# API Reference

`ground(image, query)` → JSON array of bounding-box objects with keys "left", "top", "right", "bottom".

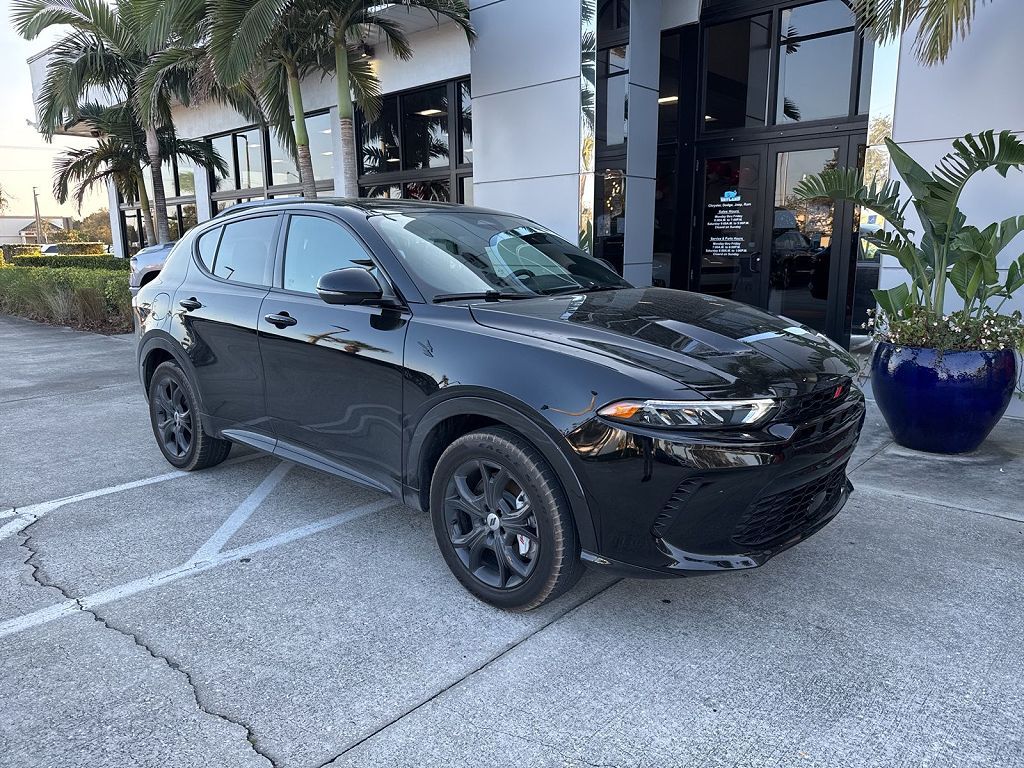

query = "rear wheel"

[
  {"left": 148, "top": 361, "right": 231, "bottom": 471},
  {"left": 430, "top": 427, "right": 583, "bottom": 611}
]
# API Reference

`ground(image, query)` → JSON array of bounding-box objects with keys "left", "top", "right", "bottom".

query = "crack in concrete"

[{"left": 16, "top": 527, "right": 277, "bottom": 768}]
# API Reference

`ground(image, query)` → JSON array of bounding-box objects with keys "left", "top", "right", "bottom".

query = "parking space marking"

[
  {"left": 2, "top": 492, "right": 395, "bottom": 640},
  {"left": 0, "top": 452, "right": 266, "bottom": 541},
  {"left": 191, "top": 460, "right": 293, "bottom": 563}
]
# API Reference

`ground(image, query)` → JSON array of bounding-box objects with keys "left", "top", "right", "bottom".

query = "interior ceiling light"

[
  {"left": 658, "top": 96, "right": 679, "bottom": 104},
  {"left": 416, "top": 108, "right": 444, "bottom": 116},
  {"left": 386, "top": 157, "right": 401, "bottom": 162}
]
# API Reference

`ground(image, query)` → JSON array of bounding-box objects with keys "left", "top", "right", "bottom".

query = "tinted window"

[
  {"left": 283, "top": 216, "right": 369, "bottom": 294},
  {"left": 196, "top": 227, "right": 221, "bottom": 270},
  {"left": 704, "top": 15, "right": 771, "bottom": 130},
  {"left": 213, "top": 217, "right": 277, "bottom": 284},
  {"left": 402, "top": 85, "right": 449, "bottom": 170}
]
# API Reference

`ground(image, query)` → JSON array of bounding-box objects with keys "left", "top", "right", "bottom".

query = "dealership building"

[{"left": 28, "top": 0, "right": 1024, "bottom": 350}]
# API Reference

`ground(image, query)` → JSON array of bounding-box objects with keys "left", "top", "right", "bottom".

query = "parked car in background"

[
  {"left": 130, "top": 242, "right": 176, "bottom": 296},
  {"left": 134, "top": 199, "right": 864, "bottom": 611},
  {"left": 39, "top": 244, "right": 60, "bottom": 255}
]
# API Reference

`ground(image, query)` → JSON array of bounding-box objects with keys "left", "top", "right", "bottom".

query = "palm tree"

[
  {"left": 13, "top": 0, "right": 176, "bottom": 242},
  {"left": 52, "top": 103, "right": 227, "bottom": 244},
  {"left": 209, "top": 0, "right": 474, "bottom": 198},
  {"left": 0, "top": 184, "right": 10, "bottom": 214},
  {"left": 850, "top": 0, "right": 996, "bottom": 66}
]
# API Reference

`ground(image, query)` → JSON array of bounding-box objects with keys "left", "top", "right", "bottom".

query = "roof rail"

[{"left": 212, "top": 199, "right": 293, "bottom": 218}]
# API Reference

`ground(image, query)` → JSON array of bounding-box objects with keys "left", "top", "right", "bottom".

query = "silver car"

[{"left": 129, "top": 242, "right": 175, "bottom": 296}]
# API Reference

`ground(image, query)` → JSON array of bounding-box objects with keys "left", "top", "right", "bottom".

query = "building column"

[
  {"left": 194, "top": 166, "right": 214, "bottom": 223},
  {"left": 621, "top": 0, "right": 662, "bottom": 287},
  {"left": 106, "top": 181, "right": 126, "bottom": 259},
  {"left": 469, "top": 0, "right": 592, "bottom": 246}
]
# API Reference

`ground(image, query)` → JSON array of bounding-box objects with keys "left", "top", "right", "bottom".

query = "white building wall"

[
  {"left": 883, "top": 0, "right": 1024, "bottom": 417},
  {"left": 469, "top": 0, "right": 585, "bottom": 242},
  {"left": 883, "top": 1, "right": 1024, "bottom": 318}
]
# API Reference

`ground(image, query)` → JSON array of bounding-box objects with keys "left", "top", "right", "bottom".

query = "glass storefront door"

[{"left": 693, "top": 135, "right": 861, "bottom": 343}]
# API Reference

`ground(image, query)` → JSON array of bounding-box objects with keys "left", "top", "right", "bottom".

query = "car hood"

[{"left": 469, "top": 288, "right": 859, "bottom": 399}]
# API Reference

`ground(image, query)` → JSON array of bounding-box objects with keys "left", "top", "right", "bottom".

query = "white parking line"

[
  {"left": 0, "top": 497, "right": 396, "bottom": 640},
  {"left": 0, "top": 452, "right": 266, "bottom": 542}
]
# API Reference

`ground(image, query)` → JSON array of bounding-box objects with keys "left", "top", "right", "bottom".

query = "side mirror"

[{"left": 316, "top": 267, "right": 384, "bottom": 305}]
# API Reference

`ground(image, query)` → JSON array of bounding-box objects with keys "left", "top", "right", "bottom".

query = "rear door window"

[
  {"left": 196, "top": 227, "right": 221, "bottom": 270},
  {"left": 212, "top": 216, "right": 278, "bottom": 285}
]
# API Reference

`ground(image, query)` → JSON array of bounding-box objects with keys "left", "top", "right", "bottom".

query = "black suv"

[{"left": 134, "top": 199, "right": 864, "bottom": 610}]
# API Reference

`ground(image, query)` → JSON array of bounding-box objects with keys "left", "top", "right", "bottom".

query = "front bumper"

[{"left": 565, "top": 389, "right": 865, "bottom": 577}]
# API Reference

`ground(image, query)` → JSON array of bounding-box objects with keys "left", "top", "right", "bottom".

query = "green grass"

[{"left": 0, "top": 266, "right": 132, "bottom": 333}]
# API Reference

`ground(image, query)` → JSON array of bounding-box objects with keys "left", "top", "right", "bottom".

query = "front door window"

[{"left": 767, "top": 146, "right": 839, "bottom": 332}]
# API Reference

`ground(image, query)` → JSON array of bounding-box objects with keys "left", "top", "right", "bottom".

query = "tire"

[
  {"left": 429, "top": 427, "right": 583, "bottom": 611},
  {"left": 147, "top": 361, "right": 231, "bottom": 471}
]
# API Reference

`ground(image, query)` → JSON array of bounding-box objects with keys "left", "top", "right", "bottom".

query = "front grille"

[
  {"left": 731, "top": 463, "right": 849, "bottom": 549},
  {"left": 780, "top": 378, "right": 852, "bottom": 423}
]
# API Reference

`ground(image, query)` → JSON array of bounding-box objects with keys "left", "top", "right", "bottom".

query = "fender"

[
  {"left": 137, "top": 331, "right": 220, "bottom": 438},
  {"left": 404, "top": 393, "right": 598, "bottom": 552}
]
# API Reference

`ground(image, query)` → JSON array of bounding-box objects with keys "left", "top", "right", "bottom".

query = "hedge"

[
  {"left": 1, "top": 244, "right": 41, "bottom": 261},
  {"left": 9, "top": 254, "right": 129, "bottom": 270},
  {"left": 0, "top": 266, "right": 131, "bottom": 332},
  {"left": 54, "top": 241, "right": 107, "bottom": 255}
]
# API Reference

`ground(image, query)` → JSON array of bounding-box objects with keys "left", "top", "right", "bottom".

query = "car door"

[
  {"left": 175, "top": 214, "right": 280, "bottom": 444},
  {"left": 257, "top": 212, "right": 409, "bottom": 492}
]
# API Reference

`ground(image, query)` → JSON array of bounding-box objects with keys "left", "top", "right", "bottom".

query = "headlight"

[{"left": 597, "top": 398, "right": 776, "bottom": 429}]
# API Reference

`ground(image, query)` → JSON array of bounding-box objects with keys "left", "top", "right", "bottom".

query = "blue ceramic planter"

[{"left": 871, "top": 342, "right": 1017, "bottom": 454}]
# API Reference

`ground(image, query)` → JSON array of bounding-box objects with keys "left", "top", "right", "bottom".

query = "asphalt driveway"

[{"left": 1, "top": 315, "right": 1021, "bottom": 768}]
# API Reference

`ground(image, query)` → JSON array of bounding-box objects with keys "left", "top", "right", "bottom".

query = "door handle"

[
  {"left": 179, "top": 297, "right": 203, "bottom": 311},
  {"left": 264, "top": 312, "right": 297, "bottom": 328}
]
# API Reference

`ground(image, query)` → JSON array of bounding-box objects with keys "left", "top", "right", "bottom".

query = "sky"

[{"left": 0, "top": 0, "right": 107, "bottom": 219}]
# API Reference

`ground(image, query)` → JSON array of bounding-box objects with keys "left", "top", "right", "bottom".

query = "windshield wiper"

[
  {"left": 432, "top": 291, "right": 535, "bottom": 304},
  {"left": 544, "top": 284, "right": 624, "bottom": 296}
]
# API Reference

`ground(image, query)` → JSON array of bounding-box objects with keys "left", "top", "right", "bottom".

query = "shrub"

[
  {"left": 0, "top": 244, "right": 42, "bottom": 260},
  {"left": 0, "top": 266, "right": 131, "bottom": 332},
  {"left": 54, "top": 241, "right": 106, "bottom": 255},
  {"left": 10, "top": 254, "right": 129, "bottom": 270}
]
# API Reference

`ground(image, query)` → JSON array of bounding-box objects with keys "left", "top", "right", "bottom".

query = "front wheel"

[
  {"left": 429, "top": 428, "right": 583, "bottom": 611},
  {"left": 148, "top": 361, "right": 231, "bottom": 471}
]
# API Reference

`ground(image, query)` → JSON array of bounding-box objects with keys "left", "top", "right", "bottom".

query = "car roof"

[{"left": 212, "top": 197, "right": 509, "bottom": 219}]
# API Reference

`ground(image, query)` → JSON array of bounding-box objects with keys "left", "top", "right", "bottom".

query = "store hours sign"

[{"left": 704, "top": 189, "right": 755, "bottom": 260}]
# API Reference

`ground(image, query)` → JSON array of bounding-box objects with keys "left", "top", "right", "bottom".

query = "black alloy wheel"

[
  {"left": 430, "top": 428, "right": 583, "bottom": 611},
  {"left": 444, "top": 458, "right": 540, "bottom": 589},
  {"left": 147, "top": 361, "right": 232, "bottom": 471}
]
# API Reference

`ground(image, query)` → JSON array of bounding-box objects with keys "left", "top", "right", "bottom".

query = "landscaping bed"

[{"left": 0, "top": 265, "right": 132, "bottom": 334}]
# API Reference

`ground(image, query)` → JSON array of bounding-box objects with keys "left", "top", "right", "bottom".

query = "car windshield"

[{"left": 369, "top": 210, "right": 630, "bottom": 300}]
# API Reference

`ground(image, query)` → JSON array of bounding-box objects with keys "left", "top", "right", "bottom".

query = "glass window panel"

[
  {"left": 197, "top": 227, "right": 221, "bottom": 270},
  {"left": 234, "top": 129, "right": 264, "bottom": 189},
  {"left": 767, "top": 147, "right": 839, "bottom": 332},
  {"left": 181, "top": 204, "right": 198, "bottom": 234},
  {"left": 210, "top": 135, "right": 235, "bottom": 191},
  {"left": 460, "top": 176, "right": 474, "bottom": 205},
  {"left": 404, "top": 179, "right": 450, "bottom": 201},
  {"left": 597, "top": 45, "right": 629, "bottom": 150},
  {"left": 402, "top": 85, "right": 449, "bottom": 170},
  {"left": 857, "top": 37, "right": 874, "bottom": 115},
  {"left": 653, "top": 155, "right": 676, "bottom": 287},
  {"left": 307, "top": 112, "right": 335, "bottom": 181},
  {"left": 458, "top": 81, "right": 472, "bottom": 164},
  {"left": 177, "top": 156, "right": 197, "bottom": 196},
  {"left": 269, "top": 129, "right": 299, "bottom": 186},
  {"left": 122, "top": 210, "right": 143, "bottom": 255},
  {"left": 283, "top": 216, "right": 370, "bottom": 294},
  {"left": 212, "top": 216, "right": 277, "bottom": 284},
  {"left": 360, "top": 97, "right": 400, "bottom": 174},
  {"left": 167, "top": 207, "right": 181, "bottom": 240},
  {"left": 703, "top": 15, "right": 771, "bottom": 130},
  {"left": 781, "top": 0, "right": 854, "bottom": 38},
  {"left": 594, "top": 168, "right": 626, "bottom": 274},
  {"left": 698, "top": 153, "right": 762, "bottom": 306},
  {"left": 598, "top": 0, "right": 615, "bottom": 31},
  {"left": 776, "top": 31, "right": 855, "bottom": 123},
  {"left": 161, "top": 161, "right": 177, "bottom": 198},
  {"left": 658, "top": 33, "right": 681, "bottom": 144},
  {"left": 360, "top": 184, "right": 402, "bottom": 199}
]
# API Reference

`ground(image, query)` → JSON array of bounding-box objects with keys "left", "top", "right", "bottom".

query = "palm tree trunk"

[
  {"left": 136, "top": 172, "right": 156, "bottom": 246},
  {"left": 145, "top": 126, "right": 171, "bottom": 243},
  {"left": 287, "top": 66, "right": 317, "bottom": 200},
  {"left": 334, "top": 42, "right": 359, "bottom": 198}
]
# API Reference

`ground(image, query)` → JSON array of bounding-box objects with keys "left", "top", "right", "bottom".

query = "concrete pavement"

[{"left": 1, "top": 315, "right": 1021, "bottom": 768}]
